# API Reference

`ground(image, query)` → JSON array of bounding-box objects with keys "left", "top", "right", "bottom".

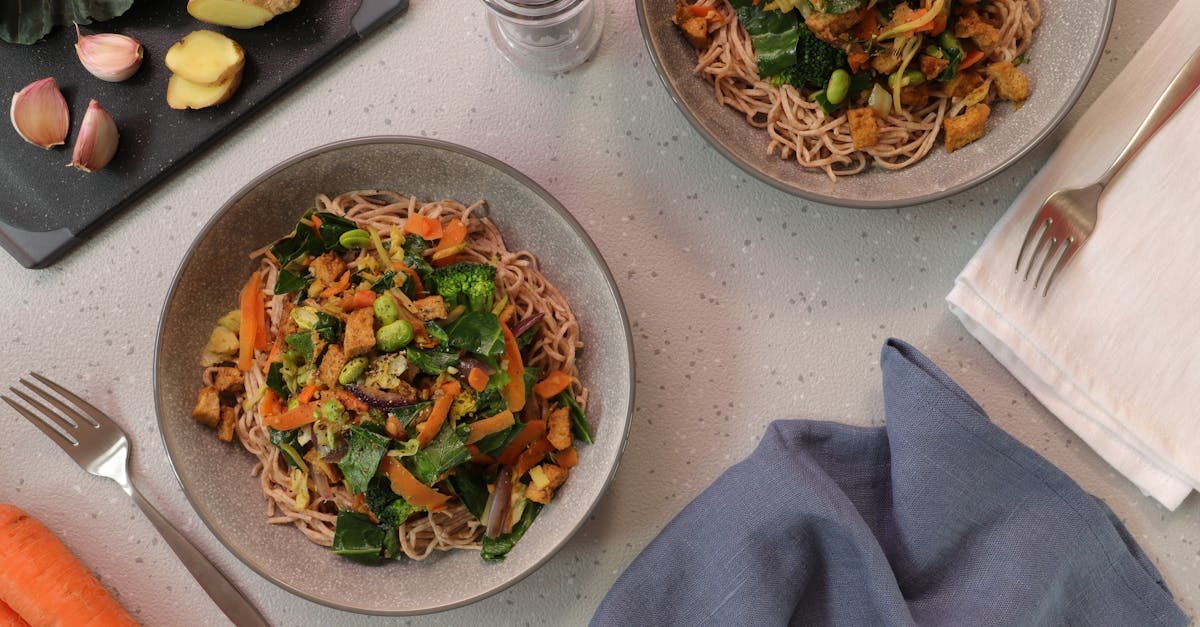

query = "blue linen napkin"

[{"left": 592, "top": 340, "right": 1186, "bottom": 626}]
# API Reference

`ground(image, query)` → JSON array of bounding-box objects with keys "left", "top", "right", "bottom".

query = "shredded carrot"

[
  {"left": 0, "top": 600, "right": 27, "bottom": 626},
  {"left": 417, "top": 382, "right": 461, "bottom": 448},
  {"left": 259, "top": 388, "right": 283, "bottom": 417},
  {"left": 848, "top": 51, "right": 870, "bottom": 73},
  {"left": 497, "top": 419, "right": 546, "bottom": 465},
  {"left": 403, "top": 214, "right": 444, "bottom": 241},
  {"left": 0, "top": 505, "right": 137, "bottom": 626},
  {"left": 432, "top": 219, "right": 468, "bottom": 266},
  {"left": 533, "top": 370, "right": 572, "bottom": 399},
  {"left": 959, "top": 49, "right": 986, "bottom": 70},
  {"left": 296, "top": 384, "right": 319, "bottom": 404},
  {"left": 556, "top": 447, "right": 579, "bottom": 469},
  {"left": 237, "top": 272, "right": 262, "bottom": 372},
  {"left": 264, "top": 402, "right": 317, "bottom": 430},
  {"left": 343, "top": 289, "right": 377, "bottom": 311},
  {"left": 467, "top": 368, "right": 489, "bottom": 392},
  {"left": 320, "top": 271, "right": 351, "bottom": 298},
  {"left": 380, "top": 458, "right": 449, "bottom": 510},
  {"left": 853, "top": 9, "right": 879, "bottom": 39},
  {"left": 500, "top": 322, "right": 526, "bottom": 412},
  {"left": 929, "top": 12, "right": 948, "bottom": 36},
  {"left": 514, "top": 438, "right": 553, "bottom": 478},
  {"left": 467, "top": 410, "right": 515, "bottom": 444},
  {"left": 310, "top": 214, "right": 323, "bottom": 237},
  {"left": 333, "top": 389, "right": 368, "bottom": 413},
  {"left": 467, "top": 445, "right": 496, "bottom": 465}
]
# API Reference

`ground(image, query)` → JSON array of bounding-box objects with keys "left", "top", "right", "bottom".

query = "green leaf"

[
  {"left": 313, "top": 312, "right": 343, "bottom": 343},
  {"left": 728, "top": 0, "right": 802, "bottom": 77},
  {"left": 448, "top": 467, "right": 490, "bottom": 520},
  {"left": 315, "top": 213, "right": 358, "bottom": 250},
  {"left": 408, "top": 425, "right": 471, "bottom": 485},
  {"left": 817, "top": 0, "right": 865, "bottom": 14},
  {"left": 447, "top": 312, "right": 505, "bottom": 357},
  {"left": 937, "top": 45, "right": 964, "bottom": 82},
  {"left": 1, "top": 0, "right": 134, "bottom": 45},
  {"left": 516, "top": 323, "right": 540, "bottom": 351},
  {"left": 370, "top": 271, "right": 397, "bottom": 293},
  {"left": 481, "top": 502, "right": 543, "bottom": 561},
  {"left": 424, "top": 320, "right": 449, "bottom": 345},
  {"left": 558, "top": 390, "right": 593, "bottom": 445},
  {"left": 332, "top": 511, "right": 385, "bottom": 565},
  {"left": 337, "top": 426, "right": 391, "bottom": 494},
  {"left": 274, "top": 270, "right": 310, "bottom": 295},
  {"left": 405, "top": 347, "right": 459, "bottom": 375},
  {"left": 390, "top": 402, "right": 431, "bottom": 429},
  {"left": 474, "top": 422, "right": 525, "bottom": 457},
  {"left": 268, "top": 428, "right": 306, "bottom": 469},
  {"left": 286, "top": 332, "right": 316, "bottom": 364},
  {"left": 266, "top": 362, "right": 290, "bottom": 400}
]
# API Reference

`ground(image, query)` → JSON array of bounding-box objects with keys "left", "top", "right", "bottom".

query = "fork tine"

[
  {"left": 1033, "top": 238, "right": 1062, "bottom": 289},
  {"left": 19, "top": 378, "right": 97, "bottom": 430},
  {"left": 9, "top": 387, "right": 79, "bottom": 434},
  {"left": 1023, "top": 226, "right": 1053, "bottom": 282},
  {"left": 2, "top": 395, "right": 78, "bottom": 448},
  {"left": 29, "top": 372, "right": 105, "bottom": 428},
  {"left": 1016, "top": 215, "right": 1050, "bottom": 273},
  {"left": 1041, "top": 238, "right": 1079, "bottom": 297}
]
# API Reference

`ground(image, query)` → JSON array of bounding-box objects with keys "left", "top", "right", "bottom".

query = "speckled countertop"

[{"left": 0, "top": 1, "right": 1195, "bottom": 625}]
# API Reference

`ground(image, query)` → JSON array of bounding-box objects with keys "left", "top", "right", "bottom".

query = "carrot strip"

[
  {"left": 432, "top": 219, "right": 468, "bottom": 267},
  {"left": 264, "top": 402, "right": 317, "bottom": 430},
  {"left": 320, "top": 271, "right": 351, "bottom": 298},
  {"left": 467, "top": 445, "right": 496, "bottom": 465},
  {"left": 0, "top": 505, "right": 136, "bottom": 626},
  {"left": 394, "top": 263, "right": 426, "bottom": 295},
  {"left": 533, "top": 370, "right": 571, "bottom": 399},
  {"left": 259, "top": 388, "right": 283, "bottom": 417},
  {"left": 500, "top": 322, "right": 526, "bottom": 412},
  {"left": 253, "top": 282, "right": 268, "bottom": 350},
  {"left": 848, "top": 51, "right": 870, "bottom": 73},
  {"left": 380, "top": 458, "right": 449, "bottom": 510},
  {"left": 0, "top": 600, "right": 28, "bottom": 627},
  {"left": 403, "top": 214, "right": 444, "bottom": 241},
  {"left": 929, "top": 12, "right": 948, "bottom": 36},
  {"left": 959, "top": 49, "right": 986, "bottom": 70},
  {"left": 344, "top": 289, "right": 377, "bottom": 311},
  {"left": 467, "top": 410, "right": 515, "bottom": 444},
  {"left": 514, "top": 438, "right": 553, "bottom": 478},
  {"left": 310, "top": 214, "right": 324, "bottom": 237},
  {"left": 237, "top": 272, "right": 262, "bottom": 372},
  {"left": 333, "top": 389, "right": 369, "bottom": 413},
  {"left": 467, "top": 368, "right": 489, "bottom": 392},
  {"left": 555, "top": 446, "right": 579, "bottom": 469},
  {"left": 497, "top": 419, "right": 546, "bottom": 465},
  {"left": 417, "top": 382, "right": 461, "bottom": 448},
  {"left": 296, "top": 384, "right": 319, "bottom": 404}
]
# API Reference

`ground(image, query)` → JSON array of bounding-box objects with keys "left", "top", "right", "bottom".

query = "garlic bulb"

[
  {"left": 75, "top": 25, "right": 143, "bottom": 82},
  {"left": 69, "top": 100, "right": 119, "bottom": 173},
  {"left": 10, "top": 77, "right": 70, "bottom": 149}
]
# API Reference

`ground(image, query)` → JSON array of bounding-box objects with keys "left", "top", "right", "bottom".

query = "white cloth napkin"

[{"left": 947, "top": 0, "right": 1200, "bottom": 510}]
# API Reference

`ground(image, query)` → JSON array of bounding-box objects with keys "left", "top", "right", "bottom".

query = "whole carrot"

[
  {"left": 0, "top": 504, "right": 136, "bottom": 627},
  {"left": 0, "top": 600, "right": 28, "bottom": 627}
]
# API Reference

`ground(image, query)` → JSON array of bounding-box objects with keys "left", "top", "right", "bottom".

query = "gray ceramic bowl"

[
  {"left": 637, "top": 0, "right": 1114, "bottom": 207},
  {"left": 154, "top": 137, "right": 634, "bottom": 615}
]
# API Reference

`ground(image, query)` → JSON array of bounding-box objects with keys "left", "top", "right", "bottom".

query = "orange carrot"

[
  {"left": 344, "top": 289, "right": 377, "bottom": 311},
  {"left": 417, "top": 382, "right": 461, "bottom": 448},
  {"left": 253, "top": 284, "right": 268, "bottom": 350},
  {"left": 320, "top": 271, "right": 351, "bottom": 298},
  {"left": 380, "top": 458, "right": 449, "bottom": 510},
  {"left": 296, "top": 384, "right": 319, "bottom": 404},
  {"left": 848, "top": 51, "right": 870, "bottom": 73},
  {"left": 467, "top": 410, "right": 515, "bottom": 444},
  {"left": 237, "top": 272, "right": 262, "bottom": 372},
  {"left": 929, "top": 12, "right": 948, "bottom": 36},
  {"left": 959, "top": 49, "right": 986, "bottom": 70},
  {"left": 533, "top": 370, "right": 571, "bottom": 399},
  {"left": 500, "top": 322, "right": 526, "bottom": 412},
  {"left": 0, "top": 600, "right": 28, "bottom": 627},
  {"left": 497, "top": 419, "right": 546, "bottom": 465},
  {"left": 432, "top": 219, "right": 468, "bottom": 267},
  {"left": 264, "top": 402, "right": 317, "bottom": 430},
  {"left": 514, "top": 438, "right": 553, "bottom": 478},
  {"left": 259, "top": 388, "right": 283, "bottom": 417},
  {"left": 853, "top": 9, "right": 878, "bottom": 39},
  {"left": 403, "top": 214, "right": 443, "bottom": 241},
  {"left": 394, "top": 263, "right": 426, "bottom": 295},
  {"left": 310, "top": 214, "right": 324, "bottom": 237},
  {"left": 467, "top": 368, "right": 489, "bottom": 392},
  {"left": 0, "top": 505, "right": 136, "bottom": 626},
  {"left": 333, "top": 389, "right": 369, "bottom": 413},
  {"left": 555, "top": 447, "right": 579, "bottom": 469},
  {"left": 907, "top": 8, "right": 934, "bottom": 31},
  {"left": 467, "top": 445, "right": 496, "bottom": 465}
]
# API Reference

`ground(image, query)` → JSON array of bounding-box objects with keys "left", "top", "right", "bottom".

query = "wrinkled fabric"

[{"left": 593, "top": 340, "right": 1186, "bottom": 627}]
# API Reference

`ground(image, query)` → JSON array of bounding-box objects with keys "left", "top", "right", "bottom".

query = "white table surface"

[{"left": 1, "top": 1, "right": 1196, "bottom": 624}]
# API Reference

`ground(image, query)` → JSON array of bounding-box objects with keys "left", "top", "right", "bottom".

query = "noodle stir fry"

[{"left": 191, "top": 191, "right": 591, "bottom": 563}]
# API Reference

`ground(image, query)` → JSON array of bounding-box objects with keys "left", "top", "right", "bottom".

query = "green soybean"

[
  {"left": 825, "top": 70, "right": 851, "bottom": 105},
  {"left": 339, "top": 229, "right": 371, "bottom": 249},
  {"left": 887, "top": 70, "right": 927, "bottom": 89},
  {"left": 939, "top": 32, "right": 961, "bottom": 52},
  {"left": 338, "top": 357, "right": 369, "bottom": 385},
  {"left": 376, "top": 320, "right": 414, "bottom": 353},
  {"left": 373, "top": 293, "right": 399, "bottom": 326}
]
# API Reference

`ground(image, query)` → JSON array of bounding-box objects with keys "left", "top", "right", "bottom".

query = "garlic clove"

[
  {"left": 10, "top": 77, "right": 70, "bottom": 149},
  {"left": 69, "top": 100, "right": 119, "bottom": 173},
  {"left": 75, "top": 25, "right": 143, "bottom": 83}
]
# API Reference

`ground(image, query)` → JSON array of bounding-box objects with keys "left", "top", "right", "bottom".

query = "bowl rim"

[
  {"left": 634, "top": 0, "right": 1116, "bottom": 208},
  {"left": 152, "top": 135, "right": 636, "bottom": 616}
]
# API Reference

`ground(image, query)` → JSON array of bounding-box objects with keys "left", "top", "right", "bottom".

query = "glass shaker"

[{"left": 480, "top": 0, "right": 605, "bottom": 73}]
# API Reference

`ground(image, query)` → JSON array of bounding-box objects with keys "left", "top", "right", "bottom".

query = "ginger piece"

[
  {"left": 187, "top": 0, "right": 300, "bottom": 29},
  {"left": 167, "top": 72, "right": 242, "bottom": 110},
  {"left": 165, "top": 30, "right": 244, "bottom": 86}
]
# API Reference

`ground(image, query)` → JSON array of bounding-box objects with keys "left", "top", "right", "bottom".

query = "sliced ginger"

[
  {"left": 165, "top": 30, "right": 245, "bottom": 86},
  {"left": 167, "top": 73, "right": 242, "bottom": 110},
  {"left": 187, "top": 0, "right": 300, "bottom": 29}
]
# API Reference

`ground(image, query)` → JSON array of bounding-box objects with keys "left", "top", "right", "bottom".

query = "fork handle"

[
  {"left": 128, "top": 484, "right": 270, "bottom": 627},
  {"left": 1100, "top": 46, "right": 1200, "bottom": 186}
]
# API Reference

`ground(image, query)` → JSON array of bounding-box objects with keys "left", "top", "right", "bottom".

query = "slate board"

[{"left": 0, "top": 0, "right": 408, "bottom": 268}]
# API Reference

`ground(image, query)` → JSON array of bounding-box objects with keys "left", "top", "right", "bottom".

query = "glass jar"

[{"left": 480, "top": 0, "right": 605, "bottom": 73}]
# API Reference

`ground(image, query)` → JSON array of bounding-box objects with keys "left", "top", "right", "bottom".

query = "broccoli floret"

[
  {"left": 365, "top": 476, "right": 422, "bottom": 527},
  {"left": 450, "top": 389, "right": 478, "bottom": 421},
  {"left": 781, "top": 23, "right": 847, "bottom": 89},
  {"left": 430, "top": 263, "right": 497, "bottom": 313}
]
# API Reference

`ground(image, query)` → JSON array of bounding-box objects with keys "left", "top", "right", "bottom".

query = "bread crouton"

[
  {"left": 212, "top": 366, "right": 244, "bottom": 395},
  {"left": 547, "top": 406, "right": 572, "bottom": 450},
  {"left": 412, "top": 295, "right": 448, "bottom": 321},
  {"left": 278, "top": 300, "right": 299, "bottom": 341},
  {"left": 872, "top": 50, "right": 903, "bottom": 75},
  {"left": 954, "top": 12, "right": 1000, "bottom": 51},
  {"left": 309, "top": 252, "right": 347, "bottom": 285},
  {"left": 847, "top": 108, "right": 879, "bottom": 149},
  {"left": 217, "top": 406, "right": 237, "bottom": 442},
  {"left": 986, "top": 61, "right": 1030, "bottom": 102},
  {"left": 343, "top": 307, "right": 376, "bottom": 358},
  {"left": 943, "top": 104, "right": 991, "bottom": 153},
  {"left": 945, "top": 71, "right": 985, "bottom": 99},
  {"left": 525, "top": 464, "right": 570, "bottom": 505},
  {"left": 899, "top": 84, "right": 930, "bottom": 108},
  {"left": 318, "top": 344, "right": 347, "bottom": 389},
  {"left": 806, "top": 9, "right": 863, "bottom": 45},
  {"left": 192, "top": 386, "right": 221, "bottom": 429},
  {"left": 920, "top": 55, "right": 950, "bottom": 80},
  {"left": 672, "top": 2, "right": 711, "bottom": 50}
]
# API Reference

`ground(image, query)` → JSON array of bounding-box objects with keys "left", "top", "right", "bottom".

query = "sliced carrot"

[
  {"left": 686, "top": 4, "right": 711, "bottom": 17},
  {"left": 394, "top": 263, "right": 426, "bottom": 295},
  {"left": 320, "top": 271, "right": 351, "bottom": 298},
  {"left": 959, "top": 49, "right": 986, "bottom": 70},
  {"left": 848, "top": 51, "right": 870, "bottom": 73},
  {"left": 344, "top": 289, "right": 377, "bottom": 311},
  {"left": 514, "top": 438, "right": 553, "bottom": 478},
  {"left": 0, "top": 600, "right": 28, "bottom": 626},
  {"left": 296, "top": 384, "right": 319, "bottom": 404},
  {"left": 403, "top": 214, "right": 444, "bottom": 241},
  {"left": 380, "top": 458, "right": 450, "bottom": 510},
  {"left": 500, "top": 322, "right": 526, "bottom": 412},
  {"left": 497, "top": 419, "right": 546, "bottom": 465},
  {"left": 467, "top": 410, "right": 515, "bottom": 444},
  {"left": 555, "top": 446, "right": 579, "bottom": 469},
  {"left": 853, "top": 9, "right": 878, "bottom": 39},
  {"left": 264, "top": 402, "right": 317, "bottom": 430},
  {"left": 467, "top": 445, "right": 496, "bottom": 465},
  {"left": 333, "top": 388, "right": 369, "bottom": 413},
  {"left": 0, "top": 505, "right": 137, "bottom": 626},
  {"left": 237, "top": 271, "right": 262, "bottom": 372},
  {"left": 467, "top": 368, "right": 489, "bottom": 392},
  {"left": 432, "top": 219, "right": 468, "bottom": 267},
  {"left": 259, "top": 388, "right": 283, "bottom": 417},
  {"left": 533, "top": 370, "right": 572, "bottom": 399},
  {"left": 929, "top": 12, "right": 948, "bottom": 36},
  {"left": 417, "top": 382, "right": 461, "bottom": 448}
]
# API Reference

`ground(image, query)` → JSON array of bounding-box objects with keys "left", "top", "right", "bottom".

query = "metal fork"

[
  {"left": 1015, "top": 45, "right": 1200, "bottom": 296},
  {"left": 2, "top": 373, "right": 268, "bottom": 627}
]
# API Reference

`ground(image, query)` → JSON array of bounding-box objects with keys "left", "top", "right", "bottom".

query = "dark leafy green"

[
  {"left": 338, "top": 426, "right": 391, "bottom": 494},
  {"left": 286, "top": 332, "right": 315, "bottom": 363},
  {"left": 523, "top": 366, "right": 540, "bottom": 403},
  {"left": 819, "top": 0, "right": 866, "bottom": 14},
  {"left": 401, "top": 235, "right": 434, "bottom": 288},
  {"left": 937, "top": 46, "right": 964, "bottom": 81},
  {"left": 265, "top": 362, "right": 290, "bottom": 400},
  {"left": 481, "top": 503, "right": 543, "bottom": 561},
  {"left": 516, "top": 323, "right": 541, "bottom": 352},
  {"left": 316, "top": 213, "right": 358, "bottom": 249},
  {"left": 313, "top": 312, "right": 343, "bottom": 343},
  {"left": 332, "top": 511, "right": 386, "bottom": 565},
  {"left": 269, "top": 222, "right": 324, "bottom": 269},
  {"left": 370, "top": 271, "right": 397, "bottom": 293},
  {"left": 447, "top": 312, "right": 505, "bottom": 357},
  {"left": 474, "top": 422, "right": 524, "bottom": 457},
  {"left": 473, "top": 385, "right": 507, "bottom": 420},
  {"left": 728, "top": 0, "right": 802, "bottom": 78},
  {"left": 365, "top": 476, "right": 421, "bottom": 527},
  {"left": 274, "top": 270, "right": 310, "bottom": 295},
  {"left": 1, "top": 0, "right": 133, "bottom": 45},
  {"left": 424, "top": 320, "right": 449, "bottom": 345},
  {"left": 390, "top": 402, "right": 431, "bottom": 429},
  {"left": 558, "top": 390, "right": 594, "bottom": 445},
  {"left": 409, "top": 425, "right": 471, "bottom": 485},
  {"left": 406, "top": 347, "right": 459, "bottom": 375},
  {"left": 268, "top": 428, "right": 305, "bottom": 469},
  {"left": 448, "top": 468, "right": 490, "bottom": 519}
]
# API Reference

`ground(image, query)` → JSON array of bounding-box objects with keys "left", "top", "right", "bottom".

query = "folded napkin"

[
  {"left": 593, "top": 340, "right": 1186, "bottom": 626},
  {"left": 946, "top": 0, "right": 1200, "bottom": 510}
]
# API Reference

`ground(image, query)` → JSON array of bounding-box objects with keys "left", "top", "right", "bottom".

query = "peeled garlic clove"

[
  {"left": 70, "top": 100, "right": 119, "bottom": 173},
  {"left": 75, "top": 25, "right": 143, "bottom": 82},
  {"left": 10, "top": 77, "right": 69, "bottom": 149}
]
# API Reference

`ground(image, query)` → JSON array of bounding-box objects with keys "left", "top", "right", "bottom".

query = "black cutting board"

[{"left": 0, "top": 0, "right": 407, "bottom": 268}]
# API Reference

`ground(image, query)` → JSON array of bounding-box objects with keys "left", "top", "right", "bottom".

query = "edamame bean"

[
  {"left": 339, "top": 229, "right": 371, "bottom": 249},
  {"left": 825, "top": 69, "right": 851, "bottom": 105},
  {"left": 373, "top": 293, "right": 399, "bottom": 326},
  {"left": 376, "top": 320, "right": 414, "bottom": 352},
  {"left": 887, "top": 70, "right": 927, "bottom": 89},
  {"left": 338, "top": 357, "right": 369, "bottom": 385},
  {"left": 939, "top": 32, "right": 961, "bottom": 52}
]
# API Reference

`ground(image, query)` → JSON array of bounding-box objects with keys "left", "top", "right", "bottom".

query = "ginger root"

[
  {"left": 165, "top": 30, "right": 245, "bottom": 86},
  {"left": 187, "top": 0, "right": 300, "bottom": 29},
  {"left": 167, "top": 72, "right": 242, "bottom": 110}
]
